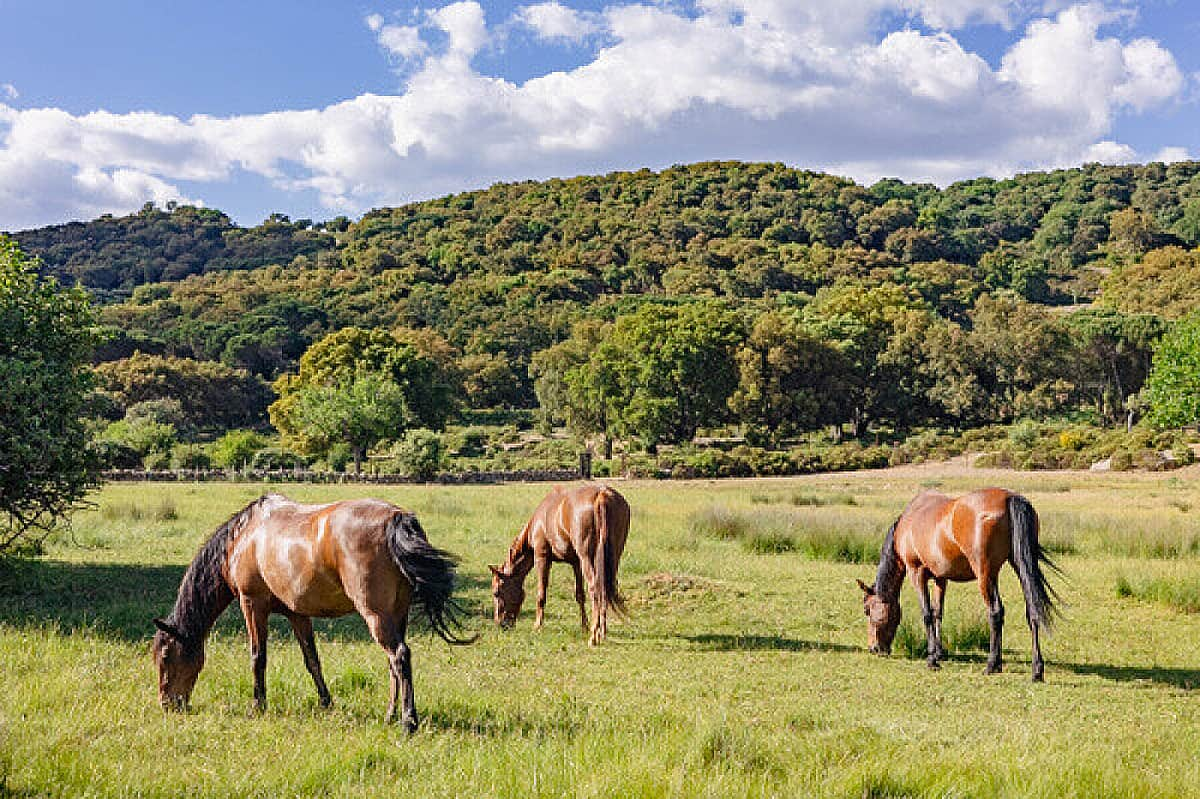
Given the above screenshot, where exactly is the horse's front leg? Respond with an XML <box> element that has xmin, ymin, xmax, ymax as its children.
<box><xmin>909</xmin><ymin>569</ymin><xmax>939</xmax><ymax>670</ymax></box>
<box><xmin>239</xmin><ymin>595</ymin><xmax>271</xmax><ymax>712</ymax></box>
<box><xmin>980</xmin><ymin>575</ymin><xmax>1005</xmax><ymax>675</ymax></box>
<box><xmin>287</xmin><ymin>613</ymin><xmax>332</xmax><ymax>708</ymax></box>
<box><xmin>533</xmin><ymin>556</ymin><xmax>551</xmax><ymax>631</ymax></box>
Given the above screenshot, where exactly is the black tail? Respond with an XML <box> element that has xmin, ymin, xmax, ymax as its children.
<box><xmin>1007</xmin><ymin>494</ymin><xmax>1060</xmax><ymax>632</ymax></box>
<box><xmin>385</xmin><ymin>511</ymin><xmax>475</xmax><ymax>645</ymax></box>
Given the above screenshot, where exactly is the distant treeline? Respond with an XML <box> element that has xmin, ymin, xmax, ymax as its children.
<box><xmin>12</xmin><ymin>160</ymin><xmax>1200</xmax><ymax>454</ymax></box>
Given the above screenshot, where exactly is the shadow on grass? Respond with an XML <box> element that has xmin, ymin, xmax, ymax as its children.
<box><xmin>1056</xmin><ymin>661</ymin><xmax>1200</xmax><ymax>690</ymax></box>
<box><xmin>680</xmin><ymin>633</ymin><xmax>859</xmax><ymax>653</ymax></box>
<box><xmin>0</xmin><ymin>558</ymin><xmax>489</xmax><ymax>645</ymax></box>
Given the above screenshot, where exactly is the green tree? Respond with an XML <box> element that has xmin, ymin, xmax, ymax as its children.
<box><xmin>1146</xmin><ymin>313</ymin><xmax>1200</xmax><ymax>428</ymax></box>
<box><xmin>0</xmin><ymin>237</ymin><xmax>101</xmax><ymax>553</ymax></box>
<box><xmin>728</xmin><ymin>310</ymin><xmax>849</xmax><ymax>446</ymax></box>
<box><xmin>270</xmin><ymin>328</ymin><xmax>452</xmax><ymax>470</ymax></box>
<box><xmin>210</xmin><ymin>430</ymin><xmax>268</xmax><ymax>469</ymax></box>
<box><xmin>589</xmin><ymin>302</ymin><xmax>742</xmax><ymax>449</ymax></box>
<box><xmin>289</xmin><ymin>374</ymin><xmax>409</xmax><ymax>473</ymax></box>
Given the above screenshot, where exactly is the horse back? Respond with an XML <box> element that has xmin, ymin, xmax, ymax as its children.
<box><xmin>897</xmin><ymin>488</ymin><xmax>1015</xmax><ymax>581</ymax></box>
<box><xmin>229</xmin><ymin>496</ymin><xmax>400</xmax><ymax>617</ymax></box>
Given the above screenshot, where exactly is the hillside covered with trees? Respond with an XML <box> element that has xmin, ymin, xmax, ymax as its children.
<box><xmin>11</xmin><ymin>159</ymin><xmax>1200</xmax><ymax>474</ymax></box>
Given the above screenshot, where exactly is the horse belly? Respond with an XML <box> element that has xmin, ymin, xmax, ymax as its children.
<box><xmin>259</xmin><ymin>540</ymin><xmax>355</xmax><ymax>617</ymax></box>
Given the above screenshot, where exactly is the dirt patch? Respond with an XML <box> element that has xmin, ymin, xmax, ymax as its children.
<box><xmin>630</xmin><ymin>572</ymin><xmax>742</xmax><ymax>605</ymax></box>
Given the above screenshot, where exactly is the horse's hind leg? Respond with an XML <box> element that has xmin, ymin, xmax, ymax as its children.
<box><xmin>362</xmin><ymin>610</ymin><xmax>418</xmax><ymax>732</ymax></box>
<box><xmin>980</xmin><ymin>575</ymin><xmax>1004</xmax><ymax>675</ymax></box>
<box><xmin>239</xmin><ymin>595</ymin><xmax>271</xmax><ymax>712</ymax></box>
<box><xmin>1027</xmin><ymin>607</ymin><xmax>1045</xmax><ymax>682</ymax></box>
<box><xmin>287</xmin><ymin>613</ymin><xmax>332</xmax><ymax>708</ymax></box>
<box><xmin>931</xmin><ymin>578</ymin><xmax>947</xmax><ymax>662</ymax></box>
<box><xmin>572</xmin><ymin>561</ymin><xmax>589</xmax><ymax>636</ymax></box>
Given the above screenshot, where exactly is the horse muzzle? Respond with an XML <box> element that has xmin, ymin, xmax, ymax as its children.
<box><xmin>160</xmin><ymin>693</ymin><xmax>189</xmax><ymax>712</ymax></box>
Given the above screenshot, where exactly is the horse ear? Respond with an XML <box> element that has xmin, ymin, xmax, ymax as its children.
<box><xmin>856</xmin><ymin>579</ymin><xmax>874</xmax><ymax>596</ymax></box>
<box><xmin>153</xmin><ymin>617</ymin><xmax>181</xmax><ymax>638</ymax></box>
<box><xmin>488</xmin><ymin>564</ymin><xmax>501</xmax><ymax>576</ymax></box>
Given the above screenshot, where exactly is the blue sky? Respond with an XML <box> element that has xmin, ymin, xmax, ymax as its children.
<box><xmin>0</xmin><ymin>0</ymin><xmax>1196</xmax><ymax>229</ymax></box>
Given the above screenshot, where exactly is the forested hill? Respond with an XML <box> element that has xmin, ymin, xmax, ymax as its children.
<box><xmin>10</xmin><ymin>203</ymin><xmax>338</xmax><ymax>296</ymax></box>
<box><xmin>14</xmin><ymin>159</ymin><xmax>1200</xmax><ymax>415</ymax></box>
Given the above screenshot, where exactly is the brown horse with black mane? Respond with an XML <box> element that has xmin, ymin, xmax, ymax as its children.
<box><xmin>490</xmin><ymin>483</ymin><xmax>629</xmax><ymax>645</ymax></box>
<box><xmin>857</xmin><ymin>488</ymin><xmax>1059</xmax><ymax>681</ymax></box>
<box><xmin>151</xmin><ymin>494</ymin><xmax>471</xmax><ymax>730</ymax></box>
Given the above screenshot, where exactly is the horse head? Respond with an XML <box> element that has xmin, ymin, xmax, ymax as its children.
<box><xmin>857</xmin><ymin>578</ymin><xmax>901</xmax><ymax>655</ymax></box>
<box><xmin>152</xmin><ymin>617</ymin><xmax>204</xmax><ymax>711</ymax></box>
<box><xmin>489</xmin><ymin>564</ymin><xmax>525</xmax><ymax>629</ymax></box>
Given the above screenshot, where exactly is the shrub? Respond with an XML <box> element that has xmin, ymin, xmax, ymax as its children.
<box><xmin>392</xmin><ymin>429</ymin><xmax>443</xmax><ymax>480</ymax></box>
<box><xmin>91</xmin><ymin>440</ymin><xmax>142</xmax><ymax>470</ymax></box>
<box><xmin>171</xmin><ymin>444</ymin><xmax>211</xmax><ymax>470</ymax></box>
<box><xmin>99</xmin><ymin>418</ymin><xmax>177</xmax><ymax>456</ymax></box>
<box><xmin>211</xmin><ymin>430</ymin><xmax>267</xmax><ymax>469</ymax></box>
<box><xmin>251</xmin><ymin>447</ymin><xmax>303</xmax><ymax>471</ymax></box>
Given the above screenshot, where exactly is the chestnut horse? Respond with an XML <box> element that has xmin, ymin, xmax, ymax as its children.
<box><xmin>490</xmin><ymin>483</ymin><xmax>629</xmax><ymax>645</ymax></box>
<box><xmin>857</xmin><ymin>488</ymin><xmax>1059</xmax><ymax>681</ymax></box>
<box><xmin>151</xmin><ymin>494</ymin><xmax>470</xmax><ymax>730</ymax></box>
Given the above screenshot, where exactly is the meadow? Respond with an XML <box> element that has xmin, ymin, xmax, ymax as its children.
<box><xmin>2</xmin><ymin>465</ymin><xmax>1200</xmax><ymax>798</ymax></box>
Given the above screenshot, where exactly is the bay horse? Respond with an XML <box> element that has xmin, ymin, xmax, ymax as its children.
<box><xmin>857</xmin><ymin>488</ymin><xmax>1059</xmax><ymax>681</ymax></box>
<box><xmin>151</xmin><ymin>494</ymin><xmax>471</xmax><ymax>730</ymax></box>
<box><xmin>489</xmin><ymin>483</ymin><xmax>629</xmax><ymax>646</ymax></box>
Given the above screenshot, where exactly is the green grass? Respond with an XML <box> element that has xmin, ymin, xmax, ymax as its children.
<box><xmin>1116</xmin><ymin>574</ymin><xmax>1200</xmax><ymax>613</ymax></box>
<box><xmin>3</xmin><ymin>471</ymin><xmax>1200</xmax><ymax>797</ymax></box>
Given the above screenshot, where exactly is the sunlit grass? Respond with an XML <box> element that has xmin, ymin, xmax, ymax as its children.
<box><xmin>2</xmin><ymin>471</ymin><xmax>1200</xmax><ymax>796</ymax></box>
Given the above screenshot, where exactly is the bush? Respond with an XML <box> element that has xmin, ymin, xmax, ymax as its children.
<box><xmin>99</xmin><ymin>418</ymin><xmax>177</xmax><ymax>456</ymax></box>
<box><xmin>171</xmin><ymin>444</ymin><xmax>211</xmax><ymax>470</ymax></box>
<box><xmin>392</xmin><ymin>429</ymin><xmax>443</xmax><ymax>479</ymax></box>
<box><xmin>143</xmin><ymin>451</ymin><xmax>172</xmax><ymax>470</ymax></box>
<box><xmin>251</xmin><ymin>447</ymin><xmax>303</xmax><ymax>470</ymax></box>
<box><xmin>91</xmin><ymin>439</ymin><xmax>142</xmax><ymax>470</ymax></box>
<box><xmin>211</xmin><ymin>430</ymin><xmax>267</xmax><ymax>469</ymax></box>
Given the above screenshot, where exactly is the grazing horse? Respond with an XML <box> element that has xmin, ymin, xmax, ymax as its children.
<box><xmin>151</xmin><ymin>494</ymin><xmax>470</xmax><ymax>730</ymax></box>
<box><xmin>857</xmin><ymin>488</ymin><xmax>1059</xmax><ymax>681</ymax></box>
<box><xmin>490</xmin><ymin>483</ymin><xmax>629</xmax><ymax>646</ymax></box>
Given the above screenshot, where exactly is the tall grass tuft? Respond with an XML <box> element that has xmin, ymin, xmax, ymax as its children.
<box><xmin>691</xmin><ymin>505</ymin><xmax>881</xmax><ymax>563</ymax></box>
<box><xmin>100</xmin><ymin>497</ymin><xmax>179</xmax><ymax>522</ymax></box>
<box><xmin>1115</xmin><ymin>575</ymin><xmax>1200</xmax><ymax>613</ymax></box>
<box><xmin>894</xmin><ymin>617</ymin><xmax>991</xmax><ymax>660</ymax></box>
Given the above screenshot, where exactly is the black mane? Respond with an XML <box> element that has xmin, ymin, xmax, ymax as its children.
<box><xmin>167</xmin><ymin>496</ymin><xmax>267</xmax><ymax>650</ymax></box>
<box><xmin>873</xmin><ymin>519</ymin><xmax>905</xmax><ymax>602</ymax></box>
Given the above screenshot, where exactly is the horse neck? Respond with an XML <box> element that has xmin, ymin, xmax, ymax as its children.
<box><xmin>874</xmin><ymin>524</ymin><xmax>906</xmax><ymax>603</ymax></box>
<box><xmin>503</xmin><ymin>526</ymin><xmax>536</xmax><ymax>583</ymax></box>
<box><xmin>169</xmin><ymin>535</ymin><xmax>236</xmax><ymax>649</ymax></box>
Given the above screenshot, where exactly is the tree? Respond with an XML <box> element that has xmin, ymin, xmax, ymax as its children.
<box><xmin>728</xmin><ymin>310</ymin><xmax>849</xmax><ymax>446</ymax></box>
<box><xmin>588</xmin><ymin>302</ymin><xmax>742</xmax><ymax>449</ymax></box>
<box><xmin>270</xmin><ymin>328</ymin><xmax>453</xmax><ymax>471</ymax></box>
<box><xmin>1146</xmin><ymin>313</ymin><xmax>1200</xmax><ymax>429</ymax></box>
<box><xmin>0</xmin><ymin>237</ymin><xmax>101</xmax><ymax>554</ymax></box>
<box><xmin>289</xmin><ymin>375</ymin><xmax>409</xmax><ymax>473</ymax></box>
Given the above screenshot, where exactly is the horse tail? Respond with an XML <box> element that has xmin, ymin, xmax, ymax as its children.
<box><xmin>385</xmin><ymin>511</ymin><xmax>475</xmax><ymax>645</ymax></box>
<box><xmin>1007</xmin><ymin>494</ymin><xmax>1060</xmax><ymax>632</ymax></box>
<box><xmin>594</xmin><ymin>488</ymin><xmax>626</xmax><ymax>619</ymax></box>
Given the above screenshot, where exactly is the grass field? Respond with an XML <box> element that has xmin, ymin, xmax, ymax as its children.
<box><xmin>3</xmin><ymin>466</ymin><xmax>1200</xmax><ymax>797</ymax></box>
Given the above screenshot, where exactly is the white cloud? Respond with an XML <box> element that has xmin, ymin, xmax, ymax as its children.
<box><xmin>0</xmin><ymin>1</ymin><xmax>1188</xmax><ymax>229</ymax></box>
<box><xmin>1081</xmin><ymin>140</ymin><xmax>1137</xmax><ymax>163</ymax></box>
<box><xmin>516</xmin><ymin>2</ymin><xmax>602</xmax><ymax>42</ymax></box>
<box><xmin>1153</xmin><ymin>146</ymin><xmax>1191</xmax><ymax>163</ymax></box>
<box><xmin>1</xmin><ymin>84</ymin><xmax>17</xmax><ymax>101</ymax></box>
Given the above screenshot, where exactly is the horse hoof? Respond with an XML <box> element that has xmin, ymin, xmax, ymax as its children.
<box><xmin>1032</xmin><ymin>671</ymin><xmax>1045</xmax><ymax>683</ymax></box>
<box><xmin>984</xmin><ymin>664</ymin><xmax>1002</xmax><ymax>676</ymax></box>
<box><xmin>926</xmin><ymin>660</ymin><xmax>941</xmax><ymax>671</ymax></box>
<box><xmin>319</xmin><ymin>696</ymin><xmax>333</xmax><ymax>709</ymax></box>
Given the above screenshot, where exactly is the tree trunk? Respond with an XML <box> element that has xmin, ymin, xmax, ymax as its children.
<box><xmin>352</xmin><ymin>447</ymin><xmax>363</xmax><ymax>475</ymax></box>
